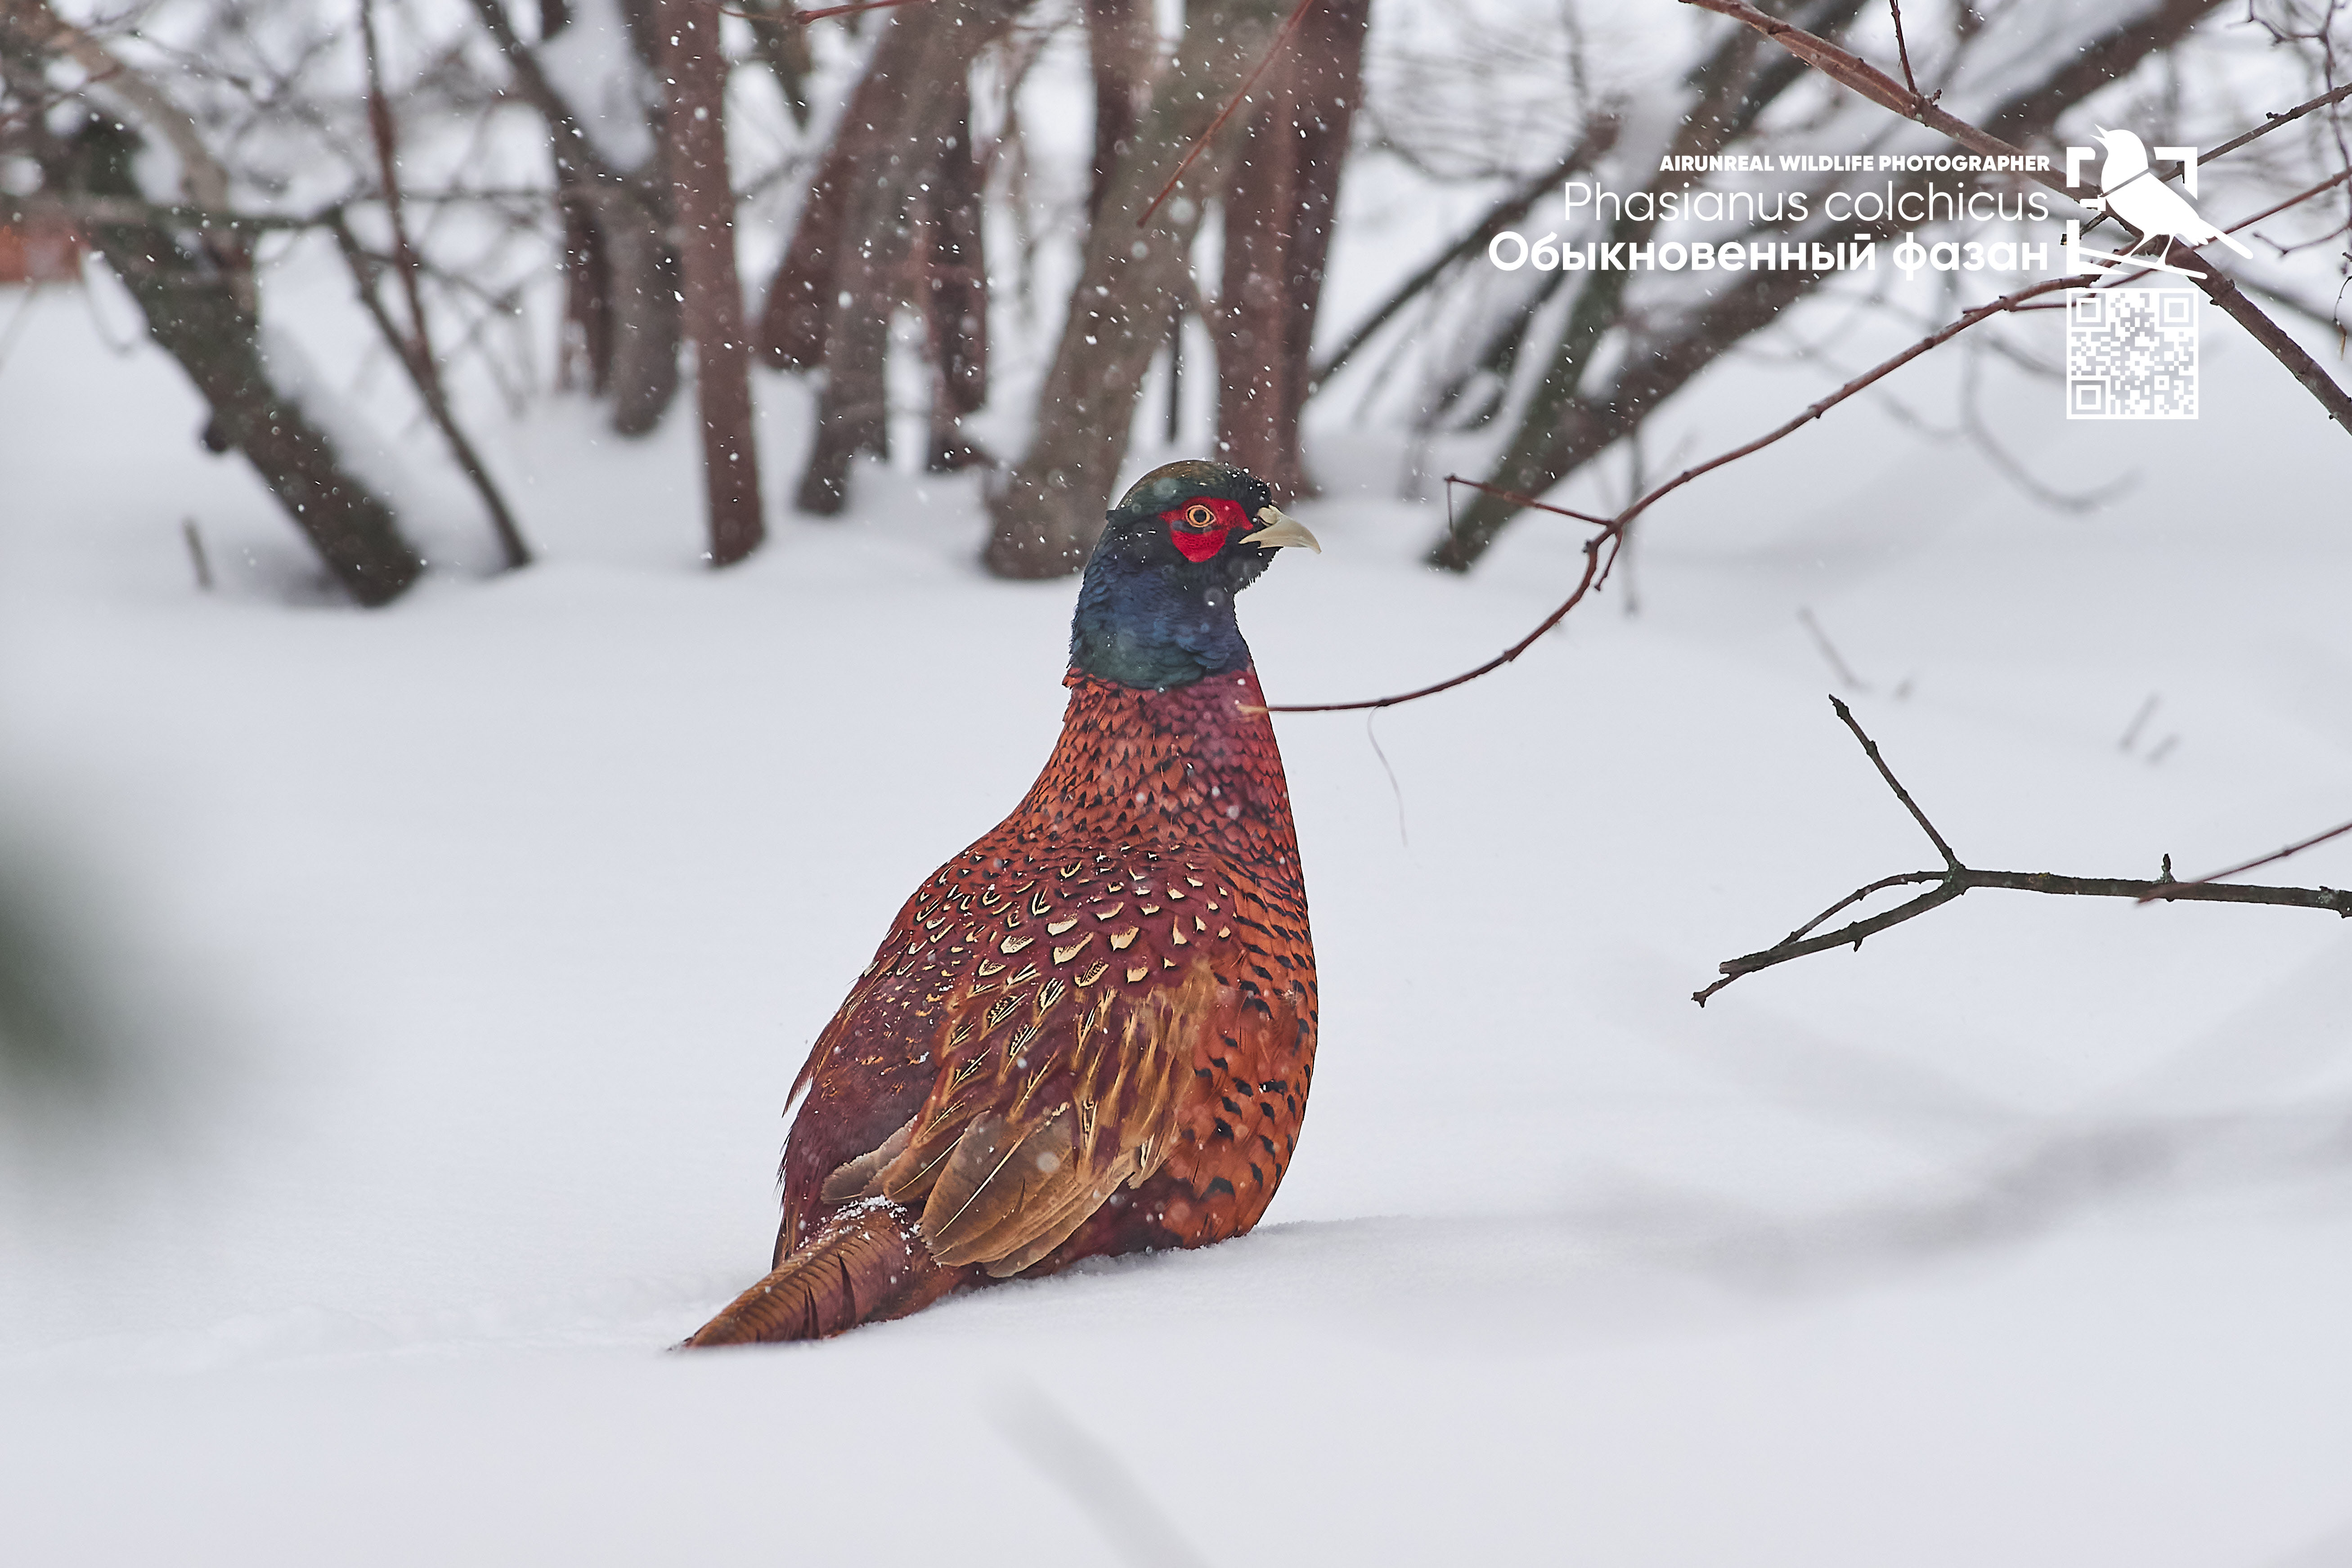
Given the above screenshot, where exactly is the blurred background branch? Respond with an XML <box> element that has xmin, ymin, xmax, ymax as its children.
<box><xmin>4</xmin><ymin>0</ymin><xmax>2346</xmax><ymax>587</ymax></box>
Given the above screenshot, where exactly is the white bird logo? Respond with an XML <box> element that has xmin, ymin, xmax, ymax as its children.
<box><xmin>2082</xmin><ymin>126</ymin><xmax>2252</xmax><ymax>260</ymax></box>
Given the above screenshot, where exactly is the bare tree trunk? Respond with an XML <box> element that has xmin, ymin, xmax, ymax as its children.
<box><xmin>1214</xmin><ymin>104</ymin><xmax>1300</xmax><ymax>491</ymax></box>
<box><xmin>537</xmin><ymin>0</ymin><xmax>605</xmax><ymax>396</ymax></box>
<box><xmin>556</xmin><ymin>185</ymin><xmax>612</xmax><ymax>392</ymax></box>
<box><xmin>740</xmin><ymin>0</ymin><xmax>815</xmax><ymax>129</ymax></box>
<box><xmin>794</xmin><ymin>0</ymin><xmax>1027</xmax><ymax>515</ymax></box>
<box><xmin>919</xmin><ymin>77</ymin><xmax>990</xmax><ymax>471</ymax></box>
<box><xmin>466</xmin><ymin>0</ymin><xmax>680</xmax><ymax>436</ymax></box>
<box><xmin>64</xmin><ymin>126</ymin><xmax>421</xmax><ymax>603</ymax></box>
<box><xmin>790</xmin><ymin>15</ymin><xmax>932</xmax><ymax>511</ymax></box>
<box><xmin>754</xmin><ymin>164</ymin><xmax>844</xmax><ymax>372</ymax></box>
<box><xmin>1210</xmin><ymin>0</ymin><xmax>1366</xmax><ymax>504</ymax></box>
<box><xmin>755</xmin><ymin>23</ymin><xmax>926</xmax><ymax>374</ymax></box>
<box><xmin>1084</xmin><ymin>0</ymin><xmax>1155</xmax><ymax>223</ymax></box>
<box><xmin>983</xmin><ymin>0</ymin><xmax>1288</xmax><ymax>579</ymax></box>
<box><xmin>0</xmin><ymin>4</ymin><xmax>426</xmax><ymax>608</ymax></box>
<box><xmin>591</xmin><ymin>187</ymin><xmax>683</xmax><ymax>437</ymax></box>
<box><xmin>660</xmin><ymin>0</ymin><xmax>763</xmax><ymax>565</ymax></box>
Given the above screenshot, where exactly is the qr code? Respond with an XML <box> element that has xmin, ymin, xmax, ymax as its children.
<box><xmin>2066</xmin><ymin>287</ymin><xmax>2198</xmax><ymax>419</ymax></box>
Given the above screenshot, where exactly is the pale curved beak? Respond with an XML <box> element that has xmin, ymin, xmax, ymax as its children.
<box><xmin>1243</xmin><ymin>506</ymin><xmax>1321</xmax><ymax>553</ymax></box>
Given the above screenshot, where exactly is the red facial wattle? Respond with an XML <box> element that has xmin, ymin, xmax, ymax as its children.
<box><xmin>1161</xmin><ymin>497</ymin><xmax>1249</xmax><ymax>562</ymax></box>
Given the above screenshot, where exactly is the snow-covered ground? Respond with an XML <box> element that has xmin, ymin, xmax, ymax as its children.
<box><xmin>7</xmin><ymin>173</ymin><xmax>2352</xmax><ymax>1564</ymax></box>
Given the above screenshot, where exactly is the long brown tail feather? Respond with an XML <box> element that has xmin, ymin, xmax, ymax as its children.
<box><xmin>681</xmin><ymin>1200</ymin><xmax>964</xmax><ymax>1348</ymax></box>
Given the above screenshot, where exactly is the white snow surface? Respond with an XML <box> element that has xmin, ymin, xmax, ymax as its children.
<box><xmin>534</xmin><ymin>0</ymin><xmax>662</xmax><ymax>171</ymax></box>
<box><xmin>6</xmin><ymin>237</ymin><xmax>2352</xmax><ymax>1562</ymax></box>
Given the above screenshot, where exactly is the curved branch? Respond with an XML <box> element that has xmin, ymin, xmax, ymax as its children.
<box><xmin>1269</xmin><ymin>276</ymin><xmax>2088</xmax><ymax>714</ymax></box>
<box><xmin>1139</xmin><ymin>0</ymin><xmax>1319</xmax><ymax>227</ymax></box>
<box><xmin>1679</xmin><ymin>0</ymin><xmax>2352</xmax><ymax>433</ymax></box>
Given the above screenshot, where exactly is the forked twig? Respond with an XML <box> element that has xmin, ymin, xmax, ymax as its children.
<box><xmin>1693</xmin><ymin>699</ymin><xmax>2352</xmax><ymax>1005</ymax></box>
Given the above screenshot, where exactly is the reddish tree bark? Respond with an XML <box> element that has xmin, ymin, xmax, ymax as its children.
<box><xmin>6</xmin><ymin>10</ymin><xmax>422</xmax><ymax>606</ymax></box>
<box><xmin>67</xmin><ymin>123</ymin><xmax>423</xmax><ymax>604</ymax></box>
<box><xmin>1084</xmin><ymin>0</ymin><xmax>1155</xmax><ymax>222</ymax></box>
<box><xmin>793</xmin><ymin>0</ymin><xmax>1025</xmax><ymax>515</ymax></box>
<box><xmin>467</xmin><ymin>0</ymin><xmax>681</xmax><ymax>435</ymax></box>
<box><xmin>983</xmin><ymin>0</ymin><xmax>1288</xmax><ymax>578</ymax></box>
<box><xmin>555</xmin><ymin>188</ymin><xmax>611</xmax><ymax>392</ymax></box>
<box><xmin>661</xmin><ymin>0</ymin><xmax>764</xmax><ymax>565</ymax></box>
<box><xmin>754</xmin><ymin>23</ymin><xmax>925</xmax><ymax>372</ymax></box>
<box><xmin>1211</xmin><ymin>0</ymin><xmax>1368</xmax><ymax>503</ymax></box>
<box><xmin>918</xmin><ymin>81</ymin><xmax>990</xmax><ymax>470</ymax></box>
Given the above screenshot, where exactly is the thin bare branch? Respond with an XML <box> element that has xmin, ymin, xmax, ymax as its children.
<box><xmin>328</xmin><ymin>212</ymin><xmax>532</xmax><ymax>574</ymax></box>
<box><xmin>359</xmin><ymin>0</ymin><xmax>530</xmax><ymax>570</ymax></box>
<box><xmin>1139</xmin><ymin>0</ymin><xmax>1317</xmax><ymax>227</ymax></box>
<box><xmin>0</xmin><ymin>193</ymin><xmax>337</xmax><ymax>229</ymax></box>
<box><xmin>1828</xmin><ymin>694</ymin><xmax>1959</xmax><ymax>868</ymax></box>
<box><xmin>1678</xmin><ymin>0</ymin><xmax>2352</xmax><ymax>435</ymax></box>
<box><xmin>1259</xmin><ymin>479</ymin><xmax>1621</xmax><ymax>714</ymax></box>
<box><xmin>2142</xmin><ymin>818</ymin><xmax>2352</xmax><ymax>900</ymax></box>
<box><xmin>1887</xmin><ymin>0</ymin><xmax>1919</xmax><ymax>98</ymax></box>
<box><xmin>1679</xmin><ymin>0</ymin><xmax>2013</xmax><ymax>160</ymax></box>
<box><xmin>1781</xmin><ymin>869</ymin><xmax>1946</xmax><ymax>944</ymax></box>
<box><xmin>1797</xmin><ymin>607</ymin><xmax>1873</xmax><ymax>691</ymax></box>
<box><xmin>2196</xmin><ymin>79</ymin><xmax>2352</xmax><ymax>168</ymax></box>
<box><xmin>1450</xmin><ymin>477</ymin><xmax>1615</xmax><ymax>528</ymax></box>
<box><xmin>1270</xmin><ymin>277</ymin><xmax>2089</xmax><ymax>714</ymax></box>
<box><xmin>2226</xmin><ymin>166</ymin><xmax>2352</xmax><ymax>235</ymax></box>
<box><xmin>1694</xmin><ymin>700</ymin><xmax>2352</xmax><ymax>1005</ymax></box>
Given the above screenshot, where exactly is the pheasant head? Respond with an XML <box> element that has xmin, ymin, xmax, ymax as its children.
<box><xmin>1070</xmin><ymin>461</ymin><xmax>1321</xmax><ymax>692</ymax></box>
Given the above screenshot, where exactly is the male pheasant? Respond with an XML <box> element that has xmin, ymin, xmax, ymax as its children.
<box><xmin>685</xmin><ymin>461</ymin><xmax>1321</xmax><ymax>1346</ymax></box>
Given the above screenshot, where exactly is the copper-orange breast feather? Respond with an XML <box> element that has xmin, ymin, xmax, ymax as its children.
<box><xmin>686</xmin><ymin>461</ymin><xmax>1321</xmax><ymax>1346</ymax></box>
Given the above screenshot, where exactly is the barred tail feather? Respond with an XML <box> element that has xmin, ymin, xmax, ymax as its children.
<box><xmin>682</xmin><ymin>1200</ymin><xmax>962</xmax><ymax>1348</ymax></box>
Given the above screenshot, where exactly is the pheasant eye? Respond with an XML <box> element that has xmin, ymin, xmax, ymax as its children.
<box><xmin>1164</xmin><ymin>498</ymin><xmax>1234</xmax><ymax>562</ymax></box>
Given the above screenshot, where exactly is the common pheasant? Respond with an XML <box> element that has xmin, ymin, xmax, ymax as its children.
<box><xmin>686</xmin><ymin>461</ymin><xmax>1321</xmax><ymax>1346</ymax></box>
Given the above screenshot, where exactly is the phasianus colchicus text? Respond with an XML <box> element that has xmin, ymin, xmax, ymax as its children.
<box><xmin>686</xmin><ymin>461</ymin><xmax>1321</xmax><ymax>1346</ymax></box>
